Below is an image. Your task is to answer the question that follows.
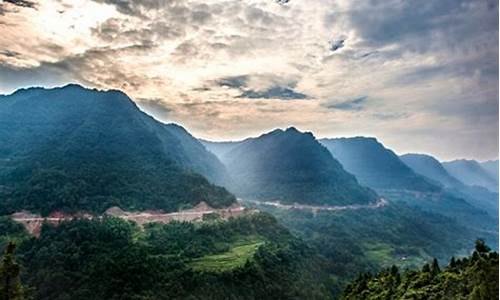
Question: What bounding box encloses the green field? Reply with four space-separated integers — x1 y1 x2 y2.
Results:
190 239 265 272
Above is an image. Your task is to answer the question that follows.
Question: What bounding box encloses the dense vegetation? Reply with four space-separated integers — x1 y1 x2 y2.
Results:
0 213 331 300
208 127 377 206
0 85 235 215
342 240 499 300
247 200 487 296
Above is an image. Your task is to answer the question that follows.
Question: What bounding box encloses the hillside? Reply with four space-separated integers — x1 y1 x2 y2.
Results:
401 154 499 218
443 159 498 193
320 138 497 239
213 127 378 206
201 139 242 158
320 138 439 192
2 213 332 299
400 153 463 189
341 240 499 300
480 160 499 182
0 84 235 215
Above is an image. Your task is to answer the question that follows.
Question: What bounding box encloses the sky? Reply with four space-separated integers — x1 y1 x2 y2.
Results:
0 0 498 161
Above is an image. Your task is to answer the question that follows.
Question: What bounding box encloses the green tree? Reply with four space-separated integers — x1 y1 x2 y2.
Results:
431 258 440 276
475 239 490 254
0 242 23 300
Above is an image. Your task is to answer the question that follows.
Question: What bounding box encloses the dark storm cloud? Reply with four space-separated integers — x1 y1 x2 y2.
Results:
325 96 367 111
344 0 498 49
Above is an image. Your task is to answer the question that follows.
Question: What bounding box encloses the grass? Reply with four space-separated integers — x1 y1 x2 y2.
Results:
190 238 265 272
363 242 429 269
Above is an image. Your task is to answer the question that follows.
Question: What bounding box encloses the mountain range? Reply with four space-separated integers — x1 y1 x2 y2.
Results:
319 137 440 192
203 128 378 205
0 84 234 215
0 84 498 299
442 159 498 193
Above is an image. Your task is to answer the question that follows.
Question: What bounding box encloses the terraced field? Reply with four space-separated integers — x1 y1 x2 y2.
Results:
191 238 265 272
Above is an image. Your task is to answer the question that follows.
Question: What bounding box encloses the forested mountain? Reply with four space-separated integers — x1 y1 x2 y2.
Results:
319 138 438 192
0 84 235 215
341 240 499 300
443 160 498 193
0 213 332 300
320 137 497 244
400 153 463 189
209 127 378 205
250 199 484 296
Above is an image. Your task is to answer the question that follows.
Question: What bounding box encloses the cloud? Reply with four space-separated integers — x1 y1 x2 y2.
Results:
325 96 368 111
0 0 497 160
239 86 308 100
214 74 308 100
0 0 37 15
136 97 173 121
329 39 345 52
217 75 249 89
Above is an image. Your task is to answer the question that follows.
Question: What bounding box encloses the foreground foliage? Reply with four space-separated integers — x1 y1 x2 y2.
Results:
4 213 330 300
342 240 499 300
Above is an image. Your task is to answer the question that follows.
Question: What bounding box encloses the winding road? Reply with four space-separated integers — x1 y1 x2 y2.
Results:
241 198 388 212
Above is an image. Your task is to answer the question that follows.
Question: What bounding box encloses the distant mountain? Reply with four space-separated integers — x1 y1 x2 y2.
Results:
401 154 498 217
400 153 463 189
319 137 439 192
200 139 242 158
442 159 498 193
0 84 235 215
212 127 378 205
480 160 499 182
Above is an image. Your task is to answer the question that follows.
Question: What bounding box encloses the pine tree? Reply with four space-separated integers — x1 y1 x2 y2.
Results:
0 242 23 300
475 239 490 255
431 258 440 276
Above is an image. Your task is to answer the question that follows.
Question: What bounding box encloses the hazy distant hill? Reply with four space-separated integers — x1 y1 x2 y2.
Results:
442 159 498 193
319 137 439 192
0 84 235 215
200 139 242 158
401 154 499 217
480 160 499 182
210 127 378 205
320 138 497 237
400 153 463 189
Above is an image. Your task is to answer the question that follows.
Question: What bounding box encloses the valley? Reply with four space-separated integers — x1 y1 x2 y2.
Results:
0 84 497 299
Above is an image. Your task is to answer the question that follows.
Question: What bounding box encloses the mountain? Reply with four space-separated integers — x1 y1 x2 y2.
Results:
211 127 378 205
481 160 499 182
0 84 235 215
320 138 497 238
400 153 463 189
442 159 498 193
319 137 439 192
2 213 332 300
200 139 242 158
401 154 499 217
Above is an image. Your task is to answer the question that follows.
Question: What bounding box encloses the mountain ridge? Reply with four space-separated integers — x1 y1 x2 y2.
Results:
0 84 235 215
